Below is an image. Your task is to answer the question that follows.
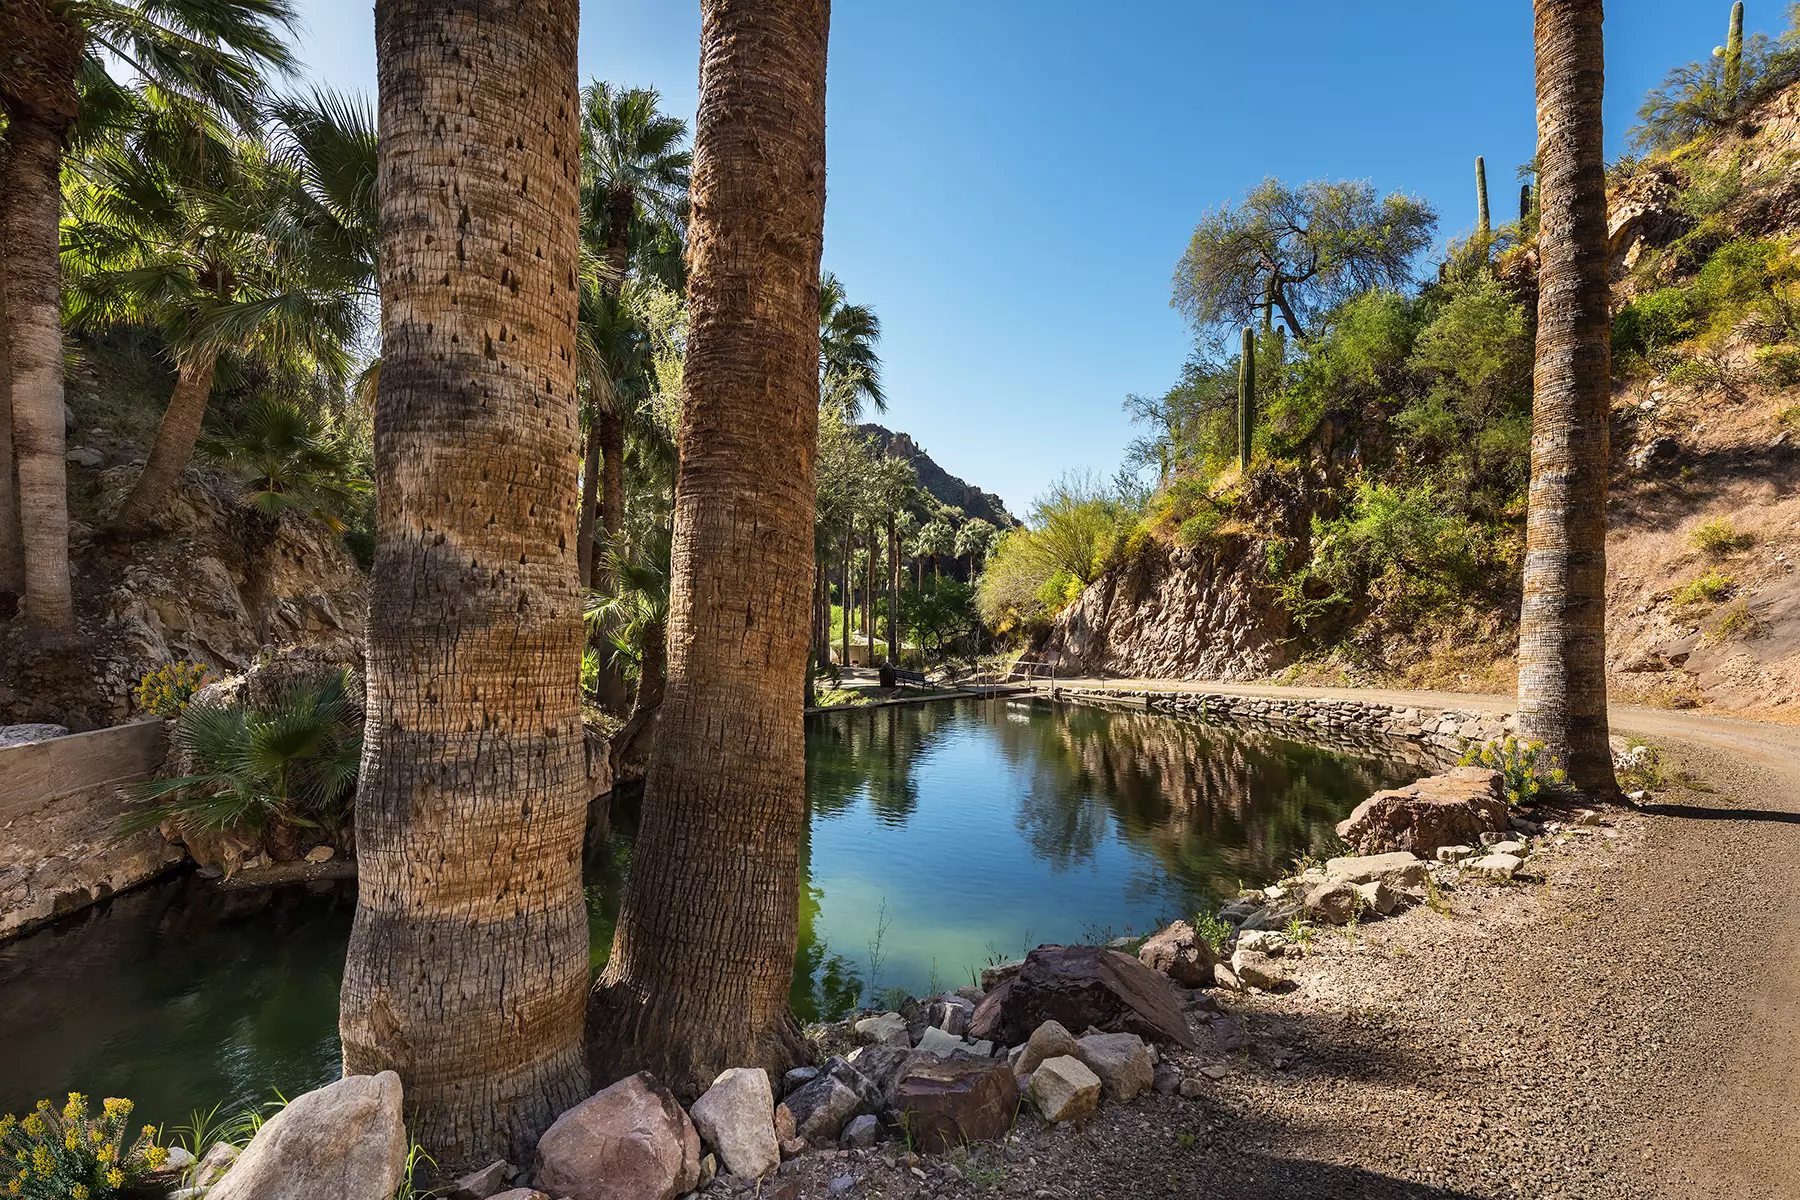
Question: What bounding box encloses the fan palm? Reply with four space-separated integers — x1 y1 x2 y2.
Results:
0 0 297 628
819 271 885 418
196 392 367 528
62 90 364 528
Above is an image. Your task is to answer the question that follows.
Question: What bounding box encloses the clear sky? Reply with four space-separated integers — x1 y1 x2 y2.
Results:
289 0 1745 517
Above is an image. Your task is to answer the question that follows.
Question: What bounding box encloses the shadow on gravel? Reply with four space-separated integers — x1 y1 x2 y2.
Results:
1237 1009 1431 1085
1636 799 1800 825
1183 1153 1488 1199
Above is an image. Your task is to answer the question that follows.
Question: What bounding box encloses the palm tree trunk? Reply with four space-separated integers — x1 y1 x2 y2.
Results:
577 413 601 587
590 0 829 1099
2 111 76 630
115 348 220 529
631 612 667 717
595 407 628 711
0 222 24 601
340 0 589 1169
840 524 851 670
865 516 875 662
887 513 899 664
1519 0 1618 799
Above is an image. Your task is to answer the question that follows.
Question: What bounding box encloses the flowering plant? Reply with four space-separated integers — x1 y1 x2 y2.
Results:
0 1094 167 1198
133 662 214 718
1459 735 1567 807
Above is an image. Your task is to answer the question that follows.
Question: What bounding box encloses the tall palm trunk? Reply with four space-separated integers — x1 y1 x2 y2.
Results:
577 409 602 586
590 0 829 1099
1519 0 1618 798
585 195 634 712
865 516 875 662
887 513 899 663
840 525 851 669
2 109 77 630
0 222 24 600
339 0 589 1168
115 348 220 529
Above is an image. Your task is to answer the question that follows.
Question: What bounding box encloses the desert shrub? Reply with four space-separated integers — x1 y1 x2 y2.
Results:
1708 597 1769 644
1459 735 1565 807
1689 516 1753 558
1612 288 1698 357
1673 569 1737 607
0 1094 169 1199
1176 507 1227 548
132 661 214 718
124 669 362 837
1755 347 1800 388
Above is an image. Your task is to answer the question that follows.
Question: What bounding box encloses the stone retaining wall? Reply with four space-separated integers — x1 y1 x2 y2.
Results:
0 721 187 941
1055 686 1515 758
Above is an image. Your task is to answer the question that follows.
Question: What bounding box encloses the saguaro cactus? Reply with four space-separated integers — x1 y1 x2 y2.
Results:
1520 182 1533 225
1476 156 1491 247
1238 326 1256 469
1727 1 1746 100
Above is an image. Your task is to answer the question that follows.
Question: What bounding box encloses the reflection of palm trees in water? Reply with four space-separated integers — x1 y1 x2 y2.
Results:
994 703 1425 902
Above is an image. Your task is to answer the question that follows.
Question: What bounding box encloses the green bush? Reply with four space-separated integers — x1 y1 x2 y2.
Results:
124 669 362 837
1459 735 1564 807
1613 288 1698 357
1673 569 1737 608
0 1094 169 1199
132 661 214 718
1689 516 1753 558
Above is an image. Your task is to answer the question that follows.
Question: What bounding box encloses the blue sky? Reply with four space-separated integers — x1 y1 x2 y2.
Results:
290 0 1744 516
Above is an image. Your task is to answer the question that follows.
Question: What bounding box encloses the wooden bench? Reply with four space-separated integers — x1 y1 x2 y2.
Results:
880 663 928 689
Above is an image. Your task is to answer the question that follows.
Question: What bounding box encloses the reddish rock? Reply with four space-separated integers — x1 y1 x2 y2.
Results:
968 944 1196 1049
1137 920 1216 987
892 1058 1018 1151
534 1072 701 1200
1335 767 1509 855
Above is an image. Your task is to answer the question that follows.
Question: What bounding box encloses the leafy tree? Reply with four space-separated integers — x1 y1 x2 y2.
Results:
954 517 997 573
913 516 955 583
1172 177 1437 339
1632 3 1800 153
903 578 979 661
1 0 298 628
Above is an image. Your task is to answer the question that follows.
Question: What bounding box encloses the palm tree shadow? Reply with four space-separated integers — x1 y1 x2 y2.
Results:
1174 1152 1490 1199
1634 799 1800 824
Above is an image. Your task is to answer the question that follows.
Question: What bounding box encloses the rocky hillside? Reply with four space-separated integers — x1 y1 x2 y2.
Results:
859 424 1017 528
1045 82 1800 723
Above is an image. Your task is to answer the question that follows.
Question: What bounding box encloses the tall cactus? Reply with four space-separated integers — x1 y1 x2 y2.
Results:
1475 156 1491 249
1725 1 1746 101
1238 326 1256 470
1520 182 1533 225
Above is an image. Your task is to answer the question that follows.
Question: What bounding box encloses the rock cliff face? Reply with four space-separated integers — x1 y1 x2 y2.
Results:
0 467 367 729
1042 543 1291 681
858 424 1016 528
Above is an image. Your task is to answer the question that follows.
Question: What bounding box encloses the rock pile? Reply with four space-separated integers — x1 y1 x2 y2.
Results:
1334 766 1509 855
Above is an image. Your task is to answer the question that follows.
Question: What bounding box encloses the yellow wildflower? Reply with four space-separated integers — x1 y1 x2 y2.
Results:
64 1133 79 1151
143 1146 167 1169
71 1186 89 1200
106 1167 124 1188
20 1115 42 1137
100 1099 131 1120
95 1143 112 1162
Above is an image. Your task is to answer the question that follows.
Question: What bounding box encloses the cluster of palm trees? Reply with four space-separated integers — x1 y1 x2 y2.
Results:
3 0 1622 1176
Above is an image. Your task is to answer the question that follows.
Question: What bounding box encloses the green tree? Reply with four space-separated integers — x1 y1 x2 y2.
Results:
819 271 885 418
1 0 297 628
955 517 997 574
1173 177 1437 340
1633 2 1800 152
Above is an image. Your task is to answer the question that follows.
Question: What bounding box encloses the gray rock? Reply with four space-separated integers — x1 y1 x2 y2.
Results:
1230 948 1288 990
1239 901 1302 932
776 1075 862 1146
841 1046 908 1104
1353 879 1399 916
1212 961 1243 991
1436 844 1475 862
65 446 104 468
1468 852 1524 878
209 1072 405 1200
0 723 70 749
1026 1056 1100 1123
689 1067 779 1179
1488 839 1527 856
1178 1077 1206 1099
781 1066 820 1095
193 1142 238 1188
1304 880 1361 924
827 1176 856 1196
1137 920 1217 987
1151 1061 1182 1096
979 960 1024 991
1323 851 1426 888
1234 929 1288 957
854 1012 910 1047
1479 831 1508 846
446 1159 512 1200
535 1072 702 1200
1014 1019 1079 1077
953 986 985 1004
926 995 975 1037
839 1114 880 1149
915 1027 975 1057
1073 1032 1153 1103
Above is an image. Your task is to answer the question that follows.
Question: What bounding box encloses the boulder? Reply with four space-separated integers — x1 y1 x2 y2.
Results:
775 1074 862 1146
489 1192 549 1200
0 723 68 748
840 1114 881 1149
689 1067 779 1180
1467 851 1524 879
968 944 1196 1049
1239 901 1303 932
892 1058 1017 1151
926 994 976 1037
1323 851 1426 888
1354 880 1399 916
854 1012 910 1047
1136 920 1216 987
1335 767 1509 855
1303 880 1360 925
915 1027 990 1058
209 1072 405 1200
842 1046 909 1104
1014 1019 1079 1077
1235 929 1288 957
980 960 1024 991
1229 949 1287 990
194 1142 238 1188
1026 1056 1101 1123
446 1160 512 1200
534 1072 702 1200
1436 844 1475 863
1073 1033 1153 1104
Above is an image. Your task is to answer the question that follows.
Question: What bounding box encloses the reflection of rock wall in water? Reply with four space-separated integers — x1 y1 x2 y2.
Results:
1042 543 1291 682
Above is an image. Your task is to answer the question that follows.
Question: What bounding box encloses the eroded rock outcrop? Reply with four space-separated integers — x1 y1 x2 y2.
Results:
1335 767 1509 855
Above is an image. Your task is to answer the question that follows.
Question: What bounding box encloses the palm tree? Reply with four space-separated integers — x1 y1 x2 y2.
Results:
0 0 296 629
591 0 830 1099
1518 0 1619 799
576 82 689 714
62 92 363 529
0 223 21 603
956 517 997 576
819 271 885 418
574 279 653 589
337 0 589 1170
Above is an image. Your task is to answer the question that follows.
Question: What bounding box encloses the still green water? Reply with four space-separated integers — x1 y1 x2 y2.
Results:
0 697 1428 1128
